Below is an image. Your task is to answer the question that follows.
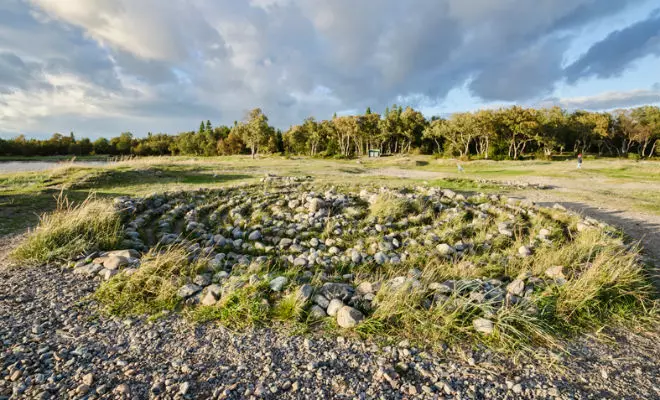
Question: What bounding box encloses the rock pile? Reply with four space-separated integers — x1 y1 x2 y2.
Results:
85 180 617 331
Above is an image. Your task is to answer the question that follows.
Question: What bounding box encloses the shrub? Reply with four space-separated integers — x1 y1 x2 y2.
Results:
11 193 121 265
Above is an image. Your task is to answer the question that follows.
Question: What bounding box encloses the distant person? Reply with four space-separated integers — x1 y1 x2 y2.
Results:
577 153 583 169
457 163 464 173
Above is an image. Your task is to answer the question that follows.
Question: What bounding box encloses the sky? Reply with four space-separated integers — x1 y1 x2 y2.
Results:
0 0 659 139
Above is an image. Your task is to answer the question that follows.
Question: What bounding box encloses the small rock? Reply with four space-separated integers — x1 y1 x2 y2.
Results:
518 246 532 257
473 318 494 335
104 255 129 270
506 279 525 296
336 306 364 328
297 284 313 302
179 382 191 396
76 384 90 395
374 251 388 264
356 281 373 295
82 373 94 386
314 294 330 308
545 265 565 280
177 284 202 298
327 299 344 316
193 274 212 286
436 243 455 255
309 305 327 319
113 384 131 397
269 276 288 291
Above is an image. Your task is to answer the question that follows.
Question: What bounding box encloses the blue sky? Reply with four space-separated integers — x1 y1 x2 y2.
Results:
0 0 659 139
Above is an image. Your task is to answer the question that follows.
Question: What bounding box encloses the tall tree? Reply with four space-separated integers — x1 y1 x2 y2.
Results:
235 108 270 158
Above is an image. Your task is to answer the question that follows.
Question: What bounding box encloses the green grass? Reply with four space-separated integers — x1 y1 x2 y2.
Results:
96 245 208 316
350 229 656 353
369 192 414 220
10 193 122 265
190 284 271 328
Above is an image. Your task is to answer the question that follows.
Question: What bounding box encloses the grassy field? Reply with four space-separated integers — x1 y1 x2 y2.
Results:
2 155 659 236
3 155 658 353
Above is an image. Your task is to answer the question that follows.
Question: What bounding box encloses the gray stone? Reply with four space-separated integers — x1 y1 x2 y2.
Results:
518 246 532 257
320 282 354 302
336 306 364 328
309 198 326 213
103 255 128 269
374 251 388 264
327 299 344 316
269 276 288 291
107 249 140 259
313 294 330 308
292 284 311 301
351 250 362 264
177 284 202 298
193 274 212 287
248 230 262 241
473 318 494 334
73 263 104 276
388 276 407 291
231 227 243 239
506 279 525 296
293 257 308 267
356 281 373 295
436 243 455 256
309 305 327 319
429 281 454 294
207 284 223 298
100 269 118 281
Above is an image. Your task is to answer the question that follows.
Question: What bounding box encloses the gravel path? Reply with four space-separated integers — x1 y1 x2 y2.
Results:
1 259 658 399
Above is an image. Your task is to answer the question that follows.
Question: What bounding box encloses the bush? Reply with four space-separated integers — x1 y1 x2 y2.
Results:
11 193 121 265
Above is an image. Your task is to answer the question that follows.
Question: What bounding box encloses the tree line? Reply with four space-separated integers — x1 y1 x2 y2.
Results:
1 105 659 159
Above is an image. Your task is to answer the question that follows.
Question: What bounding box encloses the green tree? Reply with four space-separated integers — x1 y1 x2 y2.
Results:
93 137 110 154
235 108 271 158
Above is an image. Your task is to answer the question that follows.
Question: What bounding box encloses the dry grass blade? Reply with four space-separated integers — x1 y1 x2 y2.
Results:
10 191 121 265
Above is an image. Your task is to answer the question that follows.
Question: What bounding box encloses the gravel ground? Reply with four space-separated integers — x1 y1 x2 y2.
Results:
1 259 658 399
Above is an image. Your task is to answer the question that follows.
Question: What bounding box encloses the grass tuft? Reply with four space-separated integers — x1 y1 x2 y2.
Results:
11 192 122 265
96 245 206 316
369 192 412 220
272 291 307 322
190 283 270 329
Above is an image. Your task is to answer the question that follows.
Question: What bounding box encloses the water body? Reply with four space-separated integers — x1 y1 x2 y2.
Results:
0 161 109 173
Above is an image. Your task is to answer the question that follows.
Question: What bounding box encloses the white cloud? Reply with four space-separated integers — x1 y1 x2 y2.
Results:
540 84 660 110
0 0 656 138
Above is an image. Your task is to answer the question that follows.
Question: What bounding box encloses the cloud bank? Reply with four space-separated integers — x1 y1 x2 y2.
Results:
0 0 658 138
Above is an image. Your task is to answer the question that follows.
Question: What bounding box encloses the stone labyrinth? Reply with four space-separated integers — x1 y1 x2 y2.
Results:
73 176 617 333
